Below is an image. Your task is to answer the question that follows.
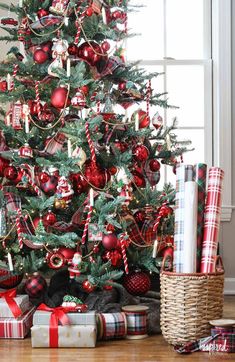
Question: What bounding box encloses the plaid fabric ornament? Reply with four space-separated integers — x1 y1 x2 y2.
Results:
44 132 66 155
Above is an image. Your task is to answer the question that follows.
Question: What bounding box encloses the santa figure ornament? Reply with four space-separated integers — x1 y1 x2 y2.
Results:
50 0 70 15
55 176 74 205
68 252 82 279
48 38 68 77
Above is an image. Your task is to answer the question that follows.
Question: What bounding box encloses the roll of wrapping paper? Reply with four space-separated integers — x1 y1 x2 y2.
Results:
173 164 194 272
194 163 207 271
200 167 224 273
122 305 149 339
97 313 127 340
182 181 198 273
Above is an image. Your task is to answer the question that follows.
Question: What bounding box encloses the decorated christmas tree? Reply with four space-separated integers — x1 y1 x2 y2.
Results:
0 0 189 299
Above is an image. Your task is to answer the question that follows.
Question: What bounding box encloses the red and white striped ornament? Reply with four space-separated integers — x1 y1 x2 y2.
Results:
81 204 93 245
35 81 42 120
85 122 96 163
74 9 87 45
15 208 24 249
20 165 43 196
10 64 19 91
120 233 129 274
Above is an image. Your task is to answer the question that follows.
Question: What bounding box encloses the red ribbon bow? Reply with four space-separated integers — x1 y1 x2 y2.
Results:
37 303 71 348
0 289 22 318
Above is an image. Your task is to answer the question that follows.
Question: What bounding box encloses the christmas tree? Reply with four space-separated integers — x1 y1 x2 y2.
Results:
0 0 189 298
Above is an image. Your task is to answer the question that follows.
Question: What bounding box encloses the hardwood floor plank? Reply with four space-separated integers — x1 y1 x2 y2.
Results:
0 296 234 362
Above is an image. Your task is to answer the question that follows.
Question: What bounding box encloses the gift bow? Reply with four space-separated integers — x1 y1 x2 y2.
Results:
0 289 22 318
37 303 71 348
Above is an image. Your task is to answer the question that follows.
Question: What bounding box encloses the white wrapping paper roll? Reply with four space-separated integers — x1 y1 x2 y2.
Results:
183 181 198 273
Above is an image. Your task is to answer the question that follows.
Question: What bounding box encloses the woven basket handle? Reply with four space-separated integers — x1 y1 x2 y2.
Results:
214 255 224 272
161 255 173 272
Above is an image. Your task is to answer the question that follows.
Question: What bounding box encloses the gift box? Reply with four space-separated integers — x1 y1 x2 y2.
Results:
0 290 30 318
31 325 97 348
0 307 35 339
31 304 97 348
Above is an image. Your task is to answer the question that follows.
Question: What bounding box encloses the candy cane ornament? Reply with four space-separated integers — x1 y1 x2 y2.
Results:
152 200 168 258
74 9 87 45
85 122 96 163
81 204 93 245
120 234 129 274
15 208 24 249
20 165 43 196
10 64 19 91
35 81 42 120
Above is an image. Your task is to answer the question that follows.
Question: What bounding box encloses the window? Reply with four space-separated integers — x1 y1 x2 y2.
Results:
127 0 232 220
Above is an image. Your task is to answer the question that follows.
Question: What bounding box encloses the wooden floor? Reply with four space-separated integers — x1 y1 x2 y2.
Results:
0 296 234 362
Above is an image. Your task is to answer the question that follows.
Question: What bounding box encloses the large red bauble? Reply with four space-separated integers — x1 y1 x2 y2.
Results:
131 109 150 129
37 8 49 18
149 159 161 172
39 171 50 183
68 43 78 55
133 144 149 162
0 156 10 176
33 48 49 64
123 270 151 295
4 165 18 180
41 40 53 54
51 86 71 109
0 80 7 92
132 171 146 188
43 211 57 226
84 161 109 189
0 269 24 289
77 41 104 67
69 173 88 194
82 280 96 293
24 273 47 298
58 247 75 261
102 233 118 250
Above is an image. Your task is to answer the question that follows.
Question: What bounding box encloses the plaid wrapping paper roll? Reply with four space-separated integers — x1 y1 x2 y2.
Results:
122 305 149 339
175 327 235 353
194 163 207 271
96 312 127 340
200 167 224 273
0 307 35 339
173 164 194 272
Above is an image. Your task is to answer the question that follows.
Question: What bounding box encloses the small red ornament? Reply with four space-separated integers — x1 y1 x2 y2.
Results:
160 205 173 218
0 80 7 92
131 109 150 129
86 7 94 16
102 233 118 250
84 161 109 189
118 81 126 91
132 171 146 188
80 85 89 95
0 156 10 177
58 247 75 261
82 280 96 293
51 86 71 109
18 143 33 158
109 166 118 175
149 159 161 172
106 223 115 233
103 282 113 291
4 165 18 180
133 144 149 162
68 43 78 55
123 270 151 295
46 251 65 269
39 171 50 183
112 10 126 22
93 244 99 254
37 8 49 19
112 139 128 153
103 250 122 267
41 40 53 54
0 269 24 289
24 273 47 298
77 41 104 67
33 48 49 64
101 41 110 52
43 210 57 226
69 173 88 195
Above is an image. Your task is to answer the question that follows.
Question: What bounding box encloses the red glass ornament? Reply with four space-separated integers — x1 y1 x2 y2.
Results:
33 48 49 64
0 156 10 176
123 270 151 295
0 80 7 92
102 233 118 250
24 273 47 297
69 173 88 194
112 139 128 153
118 81 126 91
12 169 23 184
4 165 18 180
86 7 94 16
149 158 161 172
106 223 115 233
82 280 96 293
101 41 110 52
93 244 99 254
37 8 49 18
103 282 113 291
51 86 71 109
43 210 57 226
68 43 78 55
112 10 125 21
109 166 118 175
77 41 104 67
133 144 149 162
39 172 50 183
132 109 150 129
58 247 75 261
132 171 146 188
84 161 109 189
80 85 89 95
0 269 24 289
41 40 53 54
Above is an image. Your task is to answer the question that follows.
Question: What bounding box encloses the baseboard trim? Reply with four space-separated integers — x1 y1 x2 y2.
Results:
224 277 235 295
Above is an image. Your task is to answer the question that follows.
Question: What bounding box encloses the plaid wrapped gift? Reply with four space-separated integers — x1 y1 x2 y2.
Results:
0 307 35 339
97 313 127 340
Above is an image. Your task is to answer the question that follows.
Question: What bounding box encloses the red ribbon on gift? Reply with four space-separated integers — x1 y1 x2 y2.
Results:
37 303 71 348
0 289 22 318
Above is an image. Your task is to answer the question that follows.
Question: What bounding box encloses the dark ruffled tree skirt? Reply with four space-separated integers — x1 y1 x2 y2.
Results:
26 270 161 335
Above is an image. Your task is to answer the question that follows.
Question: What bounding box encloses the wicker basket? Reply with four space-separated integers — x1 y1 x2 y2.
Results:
160 256 224 346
